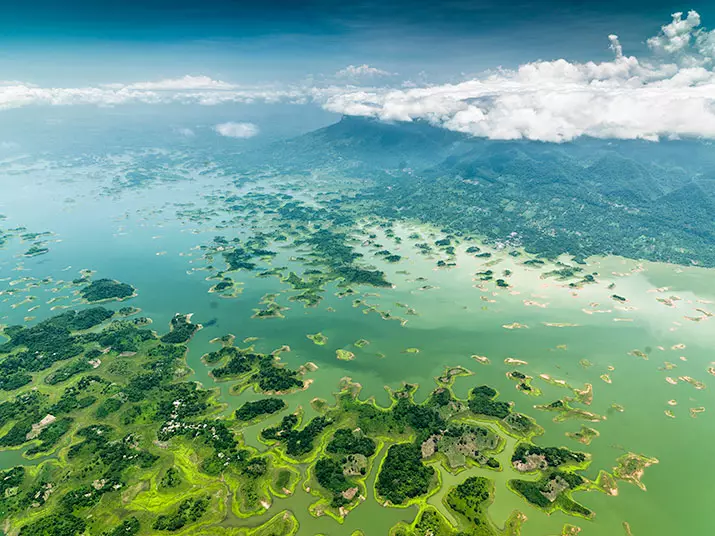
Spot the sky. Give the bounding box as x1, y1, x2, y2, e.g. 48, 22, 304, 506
5, 0, 714, 83
2, 0, 715, 147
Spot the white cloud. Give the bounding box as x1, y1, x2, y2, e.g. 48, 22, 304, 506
335, 64, 393, 78
175, 127, 196, 138
109, 75, 238, 91
323, 11, 715, 142
647, 10, 715, 69
0, 77, 308, 110
648, 11, 702, 56
2, 12, 715, 144
608, 35, 623, 59
214, 122, 259, 138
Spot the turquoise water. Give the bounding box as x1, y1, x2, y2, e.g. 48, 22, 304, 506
1, 166, 714, 535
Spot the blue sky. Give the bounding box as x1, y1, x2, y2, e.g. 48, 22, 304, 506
3, 0, 713, 84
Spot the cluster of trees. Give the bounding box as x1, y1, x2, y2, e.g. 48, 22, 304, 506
0, 376, 102, 448
26, 417, 73, 456
445, 477, 495, 533
376, 443, 434, 504
203, 345, 240, 365
48, 377, 104, 415
0, 417, 40, 448
0, 309, 118, 391
153, 496, 209, 531
223, 248, 258, 271
95, 397, 122, 418
145, 344, 188, 375
66, 425, 158, 499
85, 320, 155, 354
314, 457, 354, 508
160, 314, 199, 344
44, 359, 92, 385
159, 467, 182, 489
210, 348, 304, 393
235, 398, 286, 421
18, 513, 86, 536
510, 471, 590, 517
253, 358, 303, 392
325, 428, 376, 457
210, 351, 254, 378
296, 227, 391, 288
79, 279, 135, 302
261, 415, 331, 457
467, 385, 512, 419
314, 428, 379, 508
511, 443, 586, 469
502, 412, 536, 435
392, 397, 447, 442
347, 387, 450, 439
212, 279, 233, 292
103, 517, 140, 536
335, 265, 391, 287
0, 392, 45, 429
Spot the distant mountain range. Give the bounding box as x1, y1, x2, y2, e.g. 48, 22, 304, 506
268, 116, 715, 266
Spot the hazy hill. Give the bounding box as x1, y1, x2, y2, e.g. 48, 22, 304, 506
265, 116, 466, 171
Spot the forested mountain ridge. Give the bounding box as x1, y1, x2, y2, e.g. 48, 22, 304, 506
265, 116, 467, 171
272, 117, 715, 266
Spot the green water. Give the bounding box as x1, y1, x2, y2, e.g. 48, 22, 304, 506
1, 169, 714, 535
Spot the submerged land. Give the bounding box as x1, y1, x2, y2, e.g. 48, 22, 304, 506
0, 117, 713, 535
0, 306, 649, 535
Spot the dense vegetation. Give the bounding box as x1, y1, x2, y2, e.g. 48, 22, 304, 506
511, 443, 586, 469
277, 117, 715, 267
326, 428, 376, 457
314, 457, 354, 507
468, 385, 512, 419
104, 517, 140, 536
153, 495, 209, 531
445, 477, 497, 535
80, 279, 135, 302
18, 513, 86, 536
209, 345, 304, 393
510, 471, 592, 517
159, 314, 199, 344
376, 443, 434, 504
235, 398, 286, 421
0, 308, 116, 391
0, 303, 605, 533
261, 414, 331, 457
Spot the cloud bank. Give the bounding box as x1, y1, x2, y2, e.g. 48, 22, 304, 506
214, 122, 259, 138
324, 11, 715, 142
0, 76, 309, 110
2, 11, 715, 143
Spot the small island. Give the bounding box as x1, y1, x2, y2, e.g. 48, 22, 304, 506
79, 278, 136, 303
307, 332, 328, 345
336, 349, 356, 361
